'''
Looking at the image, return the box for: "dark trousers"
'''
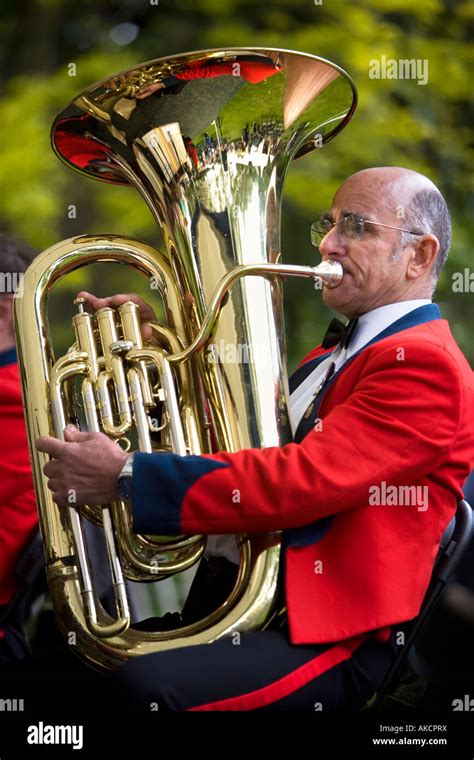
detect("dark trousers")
[112,623,398,712]
[111,556,400,712]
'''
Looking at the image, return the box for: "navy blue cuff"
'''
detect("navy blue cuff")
[0,348,17,367]
[131,451,229,534]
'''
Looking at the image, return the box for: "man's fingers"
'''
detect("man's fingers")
[108,293,157,321]
[51,491,68,507]
[109,293,142,307]
[36,436,66,458]
[64,426,97,443]
[77,291,141,310]
[43,460,62,478]
[76,291,157,322]
[76,291,113,311]
[38,428,98,465]
[76,292,158,346]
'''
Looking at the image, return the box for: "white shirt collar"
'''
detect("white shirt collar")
[339,299,432,361]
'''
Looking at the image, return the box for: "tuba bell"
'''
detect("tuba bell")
[13,48,355,671]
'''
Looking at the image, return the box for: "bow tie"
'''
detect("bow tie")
[321,317,359,350]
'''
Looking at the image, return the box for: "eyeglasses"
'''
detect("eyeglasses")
[310,212,425,248]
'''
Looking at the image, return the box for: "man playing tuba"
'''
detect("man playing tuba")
[37,166,474,711]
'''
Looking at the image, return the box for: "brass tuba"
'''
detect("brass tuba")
[14,48,356,671]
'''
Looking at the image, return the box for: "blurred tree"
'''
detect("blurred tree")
[0,0,472,367]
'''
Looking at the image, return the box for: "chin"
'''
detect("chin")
[323,284,353,315]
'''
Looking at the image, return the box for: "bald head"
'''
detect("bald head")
[337,167,451,281]
[343,166,438,199]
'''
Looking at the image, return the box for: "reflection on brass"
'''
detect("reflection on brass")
[14,47,355,670]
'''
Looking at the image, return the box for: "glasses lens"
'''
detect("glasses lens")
[341,213,364,239]
[310,217,333,247]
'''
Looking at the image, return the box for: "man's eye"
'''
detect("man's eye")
[362,222,378,235]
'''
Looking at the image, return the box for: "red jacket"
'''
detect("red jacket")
[131,305,474,643]
[0,349,38,608]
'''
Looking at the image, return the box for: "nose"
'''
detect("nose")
[318,224,346,260]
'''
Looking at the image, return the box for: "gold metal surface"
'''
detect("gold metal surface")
[14,47,354,670]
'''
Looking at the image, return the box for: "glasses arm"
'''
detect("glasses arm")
[365,220,424,236]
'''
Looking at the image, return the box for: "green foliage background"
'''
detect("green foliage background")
[0,0,472,369]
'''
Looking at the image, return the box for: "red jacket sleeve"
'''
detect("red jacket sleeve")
[131,341,468,535]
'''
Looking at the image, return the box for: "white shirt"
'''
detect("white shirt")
[206,298,432,564]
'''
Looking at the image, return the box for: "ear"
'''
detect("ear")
[406,235,439,281]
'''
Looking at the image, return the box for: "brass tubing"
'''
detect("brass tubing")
[95,307,132,436]
[119,301,154,408]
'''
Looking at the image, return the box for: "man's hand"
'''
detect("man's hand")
[36,426,129,507]
[76,291,158,343]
